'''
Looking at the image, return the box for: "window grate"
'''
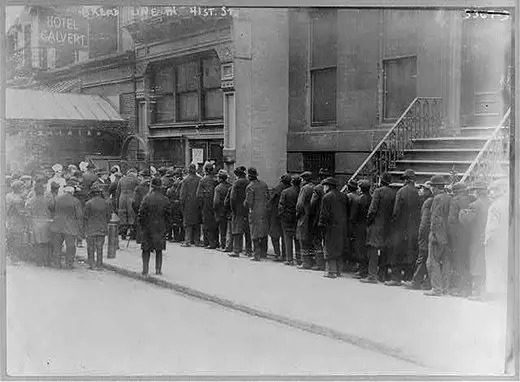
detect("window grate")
[302,152,335,177]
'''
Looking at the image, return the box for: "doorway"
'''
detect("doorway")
[189,139,224,170]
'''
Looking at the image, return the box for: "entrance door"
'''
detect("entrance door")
[209,141,224,169]
[189,139,224,169]
[461,17,511,127]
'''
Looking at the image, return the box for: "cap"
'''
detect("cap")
[218,169,229,179]
[234,166,246,177]
[300,171,313,181]
[50,181,60,190]
[319,168,332,177]
[322,177,338,187]
[401,169,416,180]
[359,179,371,191]
[291,175,302,186]
[347,179,359,190]
[380,172,392,185]
[280,174,292,185]
[151,177,162,189]
[52,164,63,172]
[247,167,258,178]
[188,163,197,173]
[430,175,446,186]
[452,182,467,193]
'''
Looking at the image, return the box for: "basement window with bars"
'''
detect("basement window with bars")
[302,152,335,176]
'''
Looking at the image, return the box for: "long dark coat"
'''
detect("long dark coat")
[230,177,249,234]
[245,179,270,240]
[366,185,397,249]
[83,196,112,237]
[459,196,491,277]
[310,183,325,228]
[50,193,83,236]
[318,189,347,259]
[296,182,315,242]
[132,179,151,215]
[429,192,453,246]
[418,197,434,254]
[137,190,171,252]
[166,179,183,227]
[448,194,472,265]
[223,186,232,221]
[25,195,52,244]
[390,182,421,265]
[197,175,218,229]
[117,174,140,225]
[352,191,372,261]
[214,181,231,223]
[268,181,289,238]
[279,185,300,233]
[180,174,202,227]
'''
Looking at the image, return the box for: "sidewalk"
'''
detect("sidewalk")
[77,239,508,375]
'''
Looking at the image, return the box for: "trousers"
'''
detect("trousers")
[270,235,285,258]
[142,250,163,274]
[426,242,451,294]
[86,235,105,268]
[184,225,201,246]
[412,248,430,287]
[282,230,300,262]
[253,237,268,260]
[325,258,339,274]
[52,232,77,268]
[217,219,228,249]
[233,229,252,255]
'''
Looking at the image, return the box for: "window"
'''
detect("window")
[202,57,223,120]
[310,10,337,124]
[383,56,417,120]
[153,65,175,122]
[176,60,200,121]
[303,152,335,176]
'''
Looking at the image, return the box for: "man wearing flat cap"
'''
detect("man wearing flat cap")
[245,167,270,261]
[81,162,98,195]
[309,168,333,271]
[132,170,152,244]
[116,168,141,241]
[214,170,232,250]
[279,175,302,265]
[268,174,292,261]
[387,169,421,286]
[352,180,372,279]
[229,166,252,257]
[166,169,185,243]
[296,171,315,268]
[197,162,219,249]
[137,177,171,276]
[180,163,202,247]
[318,177,347,278]
[447,182,472,296]
[342,178,359,273]
[425,175,452,296]
[459,180,491,300]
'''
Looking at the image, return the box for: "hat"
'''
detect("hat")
[291,175,302,186]
[20,175,32,181]
[319,168,332,177]
[158,166,168,175]
[90,184,104,194]
[188,163,197,173]
[359,179,371,191]
[430,175,446,186]
[11,180,24,191]
[139,169,151,177]
[234,166,246,177]
[347,179,358,190]
[52,164,63,172]
[68,164,78,171]
[452,182,467,193]
[247,167,258,178]
[470,180,488,190]
[127,168,138,175]
[322,177,338,187]
[204,163,215,174]
[79,161,89,172]
[114,172,123,178]
[151,177,162,189]
[218,169,229,179]
[110,165,120,173]
[380,172,392,185]
[281,174,292,185]
[401,169,416,180]
[63,186,75,194]
[50,181,60,190]
[300,171,313,181]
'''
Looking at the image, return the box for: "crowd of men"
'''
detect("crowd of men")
[6,160,509,301]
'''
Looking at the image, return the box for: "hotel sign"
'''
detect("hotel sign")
[39,10,89,50]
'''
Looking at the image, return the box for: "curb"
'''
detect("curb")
[99,259,426,369]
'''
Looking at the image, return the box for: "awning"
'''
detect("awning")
[6,88,124,122]
[32,78,82,93]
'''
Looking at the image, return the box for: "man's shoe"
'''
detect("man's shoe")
[384,280,402,287]
[181,243,191,248]
[208,246,218,250]
[251,257,260,262]
[403,281,421,290]
[284,260,294,266]
[323,272,337,279]
[360,278,378,284]
[274,256,285,262]
[298,264,312,270]
[156,271,163,276]
[353,273,368,279]
[424,290,443,297]
[311,265,325,271]
[228,253,240,258]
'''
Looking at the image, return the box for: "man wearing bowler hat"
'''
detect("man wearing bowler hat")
[180,163,202,247]
[229,166,252,257]
[310,168,333,271]
[245,167,270,261]
[197,162,219,249]
[268,174,292,261]
[296,171,315,268]
[214,170,232,250]
[342,178,359,273]
[279,175,302,265]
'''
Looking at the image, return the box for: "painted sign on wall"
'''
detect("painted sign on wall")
[39,9,89,50]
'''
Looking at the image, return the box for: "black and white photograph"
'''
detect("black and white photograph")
[1,1,517,378]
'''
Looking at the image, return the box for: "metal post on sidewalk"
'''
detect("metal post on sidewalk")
[107,213,120,259]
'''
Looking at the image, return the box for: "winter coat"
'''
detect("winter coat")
[318,189,347,259]
[137,190,171,252]
[351,191,372,261]
[459,196,491,277]
[117,174,140,225]
[161,175,174,195]
[429,192,452,247]
[214,181,232,222]
[132,179,151,215]
[268,181,289,238]
[448,194,472,260]
[230,177,250,234]
[25,195,52,244]
[310,183,325,228]
[82,171,98,193]
[391,182,421,264]
[166,179,183,227]
[180,174,202,227]
[296,182,315,242]
[197,174,218,229]
[108,179,119,212]
[279,185,300,233]
[83,196,112,237]
[418,197,434,254]
[50,193,83,236]
[245,179,270,240]
[366,185,397,249]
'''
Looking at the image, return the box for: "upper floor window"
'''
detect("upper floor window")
[383,56,417,121]
[310,9,337,124]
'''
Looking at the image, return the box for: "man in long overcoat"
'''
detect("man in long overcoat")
[361,173,396,284]
[387,169,421,286]
[132,170,152,244]
[459,181,491,300]
[229,166,252,257]
[309,168,332,271]
[214,170,232,250]
[268,174,291,261]
[117,168,140,240]
[425,175,452,296]
[447,182,472,296]
[83,185,112,270]
[318,177,347,278]
[222,184,234,252]
[166,169,184,243]
[296,171,315,268]
[245,167,270,261]
[50,186,83,269]
[197,163,219,249]
[137,178,171,276]
[279,175,302,265]
[342,179,359,273]
[25,182,52,266]
[352,180,372,279]
[180,164,202,247]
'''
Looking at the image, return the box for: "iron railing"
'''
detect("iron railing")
[460,108,510,185]
[347,97,443,186]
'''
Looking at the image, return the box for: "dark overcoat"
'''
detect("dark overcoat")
[352,192,372,261]
[296,182,315,242]
[268,181,289,238]
[117,174,140,225]
[390,182,421,264]
[137,190,171,252]
[448,194,472,263]
[50,193,83,236]
[318,189,347,259]
[25,195,52,244]
[180,174,202,227]
[429,192,453,247]
[197,175,218,229]
[214,181,232,222]
[459,196,491,277]
[166,179,183,227]
[310,183,325,228]
[279,185,300,233]
[83,196,112,237]
[230,177,249,234]
[366,185,397,249]
[132,180,151,215]
[245,179,270,240]
[418,197,434,254]
[223,186,232,221]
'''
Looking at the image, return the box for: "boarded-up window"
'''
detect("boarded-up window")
[383,56,417,120]
[153,66,175,123]
[203,57,223,119]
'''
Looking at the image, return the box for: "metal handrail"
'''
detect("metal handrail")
[460,107,511,183]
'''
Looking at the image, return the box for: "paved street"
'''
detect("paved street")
[7,262,426,377]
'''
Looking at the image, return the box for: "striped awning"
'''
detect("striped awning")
[6,88,124,122]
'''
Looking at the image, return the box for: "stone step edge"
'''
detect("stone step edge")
[87,255,425,369]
